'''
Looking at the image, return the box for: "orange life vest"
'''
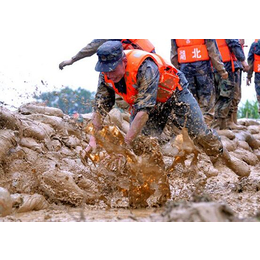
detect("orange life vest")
[103,50,182,106]
[121,39,155,53]
[216,39,237,72]
[175,39,210,63]
[254,39,260,73]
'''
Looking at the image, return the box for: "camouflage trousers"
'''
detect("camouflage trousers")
[214,69,240,118]
[231,69,242,114]
[254,73,260,96]
[142,84,223,157]
[184,71,215,123]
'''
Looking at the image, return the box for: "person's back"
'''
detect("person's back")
[213,39,248,130]
[171,39,228,125]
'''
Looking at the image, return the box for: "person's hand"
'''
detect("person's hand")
[221,71,228,80]
[241,61,249,72]
[246,78,251,86]
[59,59,73,70]
[85,135,97,153]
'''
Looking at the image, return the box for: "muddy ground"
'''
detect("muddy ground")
[1,103,260,222]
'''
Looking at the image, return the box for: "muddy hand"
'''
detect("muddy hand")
[59,59,74,70]
[85,135,97,153]
[221,71,228,80]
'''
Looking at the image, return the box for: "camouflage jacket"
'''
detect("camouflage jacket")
[223,39,246,71]
[94,57,188,120]
[71,39,121,62]
[71,39,156,62]
[170,39,227,77]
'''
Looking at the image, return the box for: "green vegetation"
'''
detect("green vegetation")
[34,87,95,115]
[238,100,260,119]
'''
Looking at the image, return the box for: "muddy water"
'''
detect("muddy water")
[2,205,162,222]
[1,105,260,222]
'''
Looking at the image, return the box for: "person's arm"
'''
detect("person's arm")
[170,39,180,69]
[125,111,149,145]
[85,73,115,152]
[59,39,108,70]
[205,39,228,79]
[247,42,255,83]
[226,39,248,71]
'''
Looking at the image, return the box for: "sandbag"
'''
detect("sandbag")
[39,169,87,206]
[0,106,21,130]
[19,104,64,118]
[26,114,65,132]
[0,187,12,217]
[0,129,17,162]
[218,130,236,140]
[221,136,237,152]
[231,149,259,166]
[11,193,49,213]
[21,119,55,140]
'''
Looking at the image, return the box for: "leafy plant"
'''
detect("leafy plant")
[34,86,95,115]
[238,100,260,119]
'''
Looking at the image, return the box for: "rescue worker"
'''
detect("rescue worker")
[59,39,155,109]
[231,39,247,124]
[59,39,155,70]
[170,39,228,125]
[247,39,260,114]
[86,41,246,177]
[213,39,248,130]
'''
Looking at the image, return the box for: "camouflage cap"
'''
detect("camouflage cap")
[95,41,123,72]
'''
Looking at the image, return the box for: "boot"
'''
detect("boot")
[211,118,227,130]
[226,114,246,130]
[232,111,238,125]
[220,147,250,178]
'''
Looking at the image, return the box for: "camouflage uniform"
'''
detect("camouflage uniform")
[170,39,227,125]
[95,50,223,158]
[247,40,260,112]
[214,39,246,127]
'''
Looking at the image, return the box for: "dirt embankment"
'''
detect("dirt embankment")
[1,104,260,222]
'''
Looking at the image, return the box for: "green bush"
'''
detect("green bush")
[238,100,260,119]
[34,86,95,115]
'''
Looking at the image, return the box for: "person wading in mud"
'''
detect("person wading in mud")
[86,40,249,177]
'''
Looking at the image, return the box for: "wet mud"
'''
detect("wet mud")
[1,104,260,222]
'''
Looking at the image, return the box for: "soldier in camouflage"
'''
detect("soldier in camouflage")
[231,39,247,124]
[247,39,260,114]
[85,41,242,172]
[213,39,248,130]
[170,39,228,126]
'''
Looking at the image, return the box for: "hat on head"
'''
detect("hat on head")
[95,41,124,72]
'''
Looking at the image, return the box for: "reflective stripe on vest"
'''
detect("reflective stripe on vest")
[103,50,182,106]
[121,39,155,53]
[216,39,237,72]
[176,39,210,63]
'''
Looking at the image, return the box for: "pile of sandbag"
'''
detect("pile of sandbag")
[1,102,260,218]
